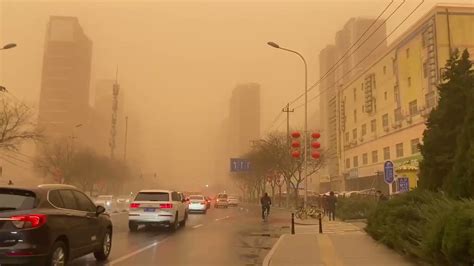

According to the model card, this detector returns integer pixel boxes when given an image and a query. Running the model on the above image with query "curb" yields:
[262,234,287,266]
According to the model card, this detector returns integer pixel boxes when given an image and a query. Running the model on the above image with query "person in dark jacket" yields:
[260,193,272,220]
[327,191,337,221]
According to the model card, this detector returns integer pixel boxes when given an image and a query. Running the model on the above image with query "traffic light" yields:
[291,131,301,159]
[311,132,321,159]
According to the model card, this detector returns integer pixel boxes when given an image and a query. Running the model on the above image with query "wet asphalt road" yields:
[70,205,292,266]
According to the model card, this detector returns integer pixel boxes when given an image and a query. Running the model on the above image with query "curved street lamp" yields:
[267,41,309,207]
[1,43,17,50]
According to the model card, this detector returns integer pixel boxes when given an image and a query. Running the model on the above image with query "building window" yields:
[396,143,404,158]
[383,65,387,74]
[353,87,357,101]
[353,156,359,167]
[408,77,412,87]
[354,109,357,123]
[406,48,410,58]
[362,153,368,165]
[411,138,420,154]
[384,91,388,100]
[371,119,376,132]
[426,91,436,108]
[394,85,401,106]
[345,132,350,143]
[352,128,357,140]
[346,158,350,169]
[394,107,402,122]
[423,61,428,78]
[361,124,367,136]
[383,146,390,160]
[382,114,389,128]
[372,150,378,163]
[409,100,418,116]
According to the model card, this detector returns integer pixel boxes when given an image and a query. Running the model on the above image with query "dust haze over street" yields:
[1,0,474,265]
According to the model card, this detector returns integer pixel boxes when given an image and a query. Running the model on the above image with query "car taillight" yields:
[130,203,140,208]
[10,214,47,229]
[160,203,173,209]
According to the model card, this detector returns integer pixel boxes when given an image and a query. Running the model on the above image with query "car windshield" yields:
[0,188,36,212]
[135,192,169,201]
[218,194,227,199]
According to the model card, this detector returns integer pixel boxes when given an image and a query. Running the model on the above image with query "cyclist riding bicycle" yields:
[260,192,272,221]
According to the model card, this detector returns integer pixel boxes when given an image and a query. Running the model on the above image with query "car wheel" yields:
[179,212,187,227]
[129,221,139,232]
[168,212,179,232]
[46,241,67,266]
[94,228,112,261]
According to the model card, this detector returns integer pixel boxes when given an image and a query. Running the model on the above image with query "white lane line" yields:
[192,224,204,229]
[108,238,168,265]
[215,216,231,221]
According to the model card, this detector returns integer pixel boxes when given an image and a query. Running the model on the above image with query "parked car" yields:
[214,193,229,208]
[94,195,116,212]
[128,190,188,232]
[188,195,207,214]
[116,195,132,212]
[228,195,240,207]
[0,184,112,265]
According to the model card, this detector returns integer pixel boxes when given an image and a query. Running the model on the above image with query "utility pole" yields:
[282,103,294,147]
[123,116,128,161]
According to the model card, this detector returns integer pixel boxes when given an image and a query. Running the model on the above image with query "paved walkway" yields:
[264,220,414,266]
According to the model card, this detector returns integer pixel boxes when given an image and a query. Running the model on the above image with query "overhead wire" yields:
[293,0,425,110]
[287,0,402,106]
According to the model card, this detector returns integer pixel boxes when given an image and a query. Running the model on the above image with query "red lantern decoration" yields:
[291,141,301,148]
[311,142,321,149]
[291,131,301,138]
[291,150,301,158]
[311,132,321,139]
[311,151,321,159]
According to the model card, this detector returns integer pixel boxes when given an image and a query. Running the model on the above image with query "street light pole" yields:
[267,41,309,207]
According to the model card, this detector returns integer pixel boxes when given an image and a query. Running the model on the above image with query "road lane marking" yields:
[215,216,229,221]
[108,238,168,265]
[192,224,203,229]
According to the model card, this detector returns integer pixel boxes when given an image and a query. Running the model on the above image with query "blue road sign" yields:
[398,177,409,192]
[384,160,394,184]
[230,158,251,172]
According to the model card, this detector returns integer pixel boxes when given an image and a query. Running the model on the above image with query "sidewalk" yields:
[263,219,414,266]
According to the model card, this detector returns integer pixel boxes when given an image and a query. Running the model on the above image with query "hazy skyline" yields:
[1,0,471,190]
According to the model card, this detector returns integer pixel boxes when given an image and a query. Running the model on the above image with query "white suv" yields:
[128,190,188,232]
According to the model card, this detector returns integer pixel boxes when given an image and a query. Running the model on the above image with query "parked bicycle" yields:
[295,205,324,220]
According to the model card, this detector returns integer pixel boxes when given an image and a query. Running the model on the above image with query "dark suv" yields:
[0,184,113,265]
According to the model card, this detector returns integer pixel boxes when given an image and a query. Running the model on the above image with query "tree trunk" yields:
[278,185,282,207]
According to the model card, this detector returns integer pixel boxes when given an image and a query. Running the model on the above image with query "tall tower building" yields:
[38,16,92,139]
[229,83,261,157]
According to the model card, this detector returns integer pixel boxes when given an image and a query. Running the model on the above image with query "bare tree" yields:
[34,138,75,184]
[0,98,42,150]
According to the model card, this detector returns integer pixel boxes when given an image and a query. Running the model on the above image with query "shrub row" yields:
[336,196,377,221]
[365,190,474,265]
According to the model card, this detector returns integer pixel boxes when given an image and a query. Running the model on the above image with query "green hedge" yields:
[336,196,377,221]
[366,190,474,265]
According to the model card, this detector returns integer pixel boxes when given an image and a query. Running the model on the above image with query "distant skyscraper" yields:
[229,83,261,157]
[38,16,92,139]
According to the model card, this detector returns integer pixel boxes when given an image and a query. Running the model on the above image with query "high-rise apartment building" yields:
[319,18,387,191]
[38,16,92,139]
[229,83,261,157]
[320,5,474,194]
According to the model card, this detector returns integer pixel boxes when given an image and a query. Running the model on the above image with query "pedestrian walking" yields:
[327,191,337,221]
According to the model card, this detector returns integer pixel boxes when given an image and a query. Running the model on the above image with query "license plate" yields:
[144,208,155,212]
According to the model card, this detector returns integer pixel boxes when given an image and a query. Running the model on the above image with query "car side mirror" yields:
[96,205,106,215]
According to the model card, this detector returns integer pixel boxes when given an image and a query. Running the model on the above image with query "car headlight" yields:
[106,201,111,206]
